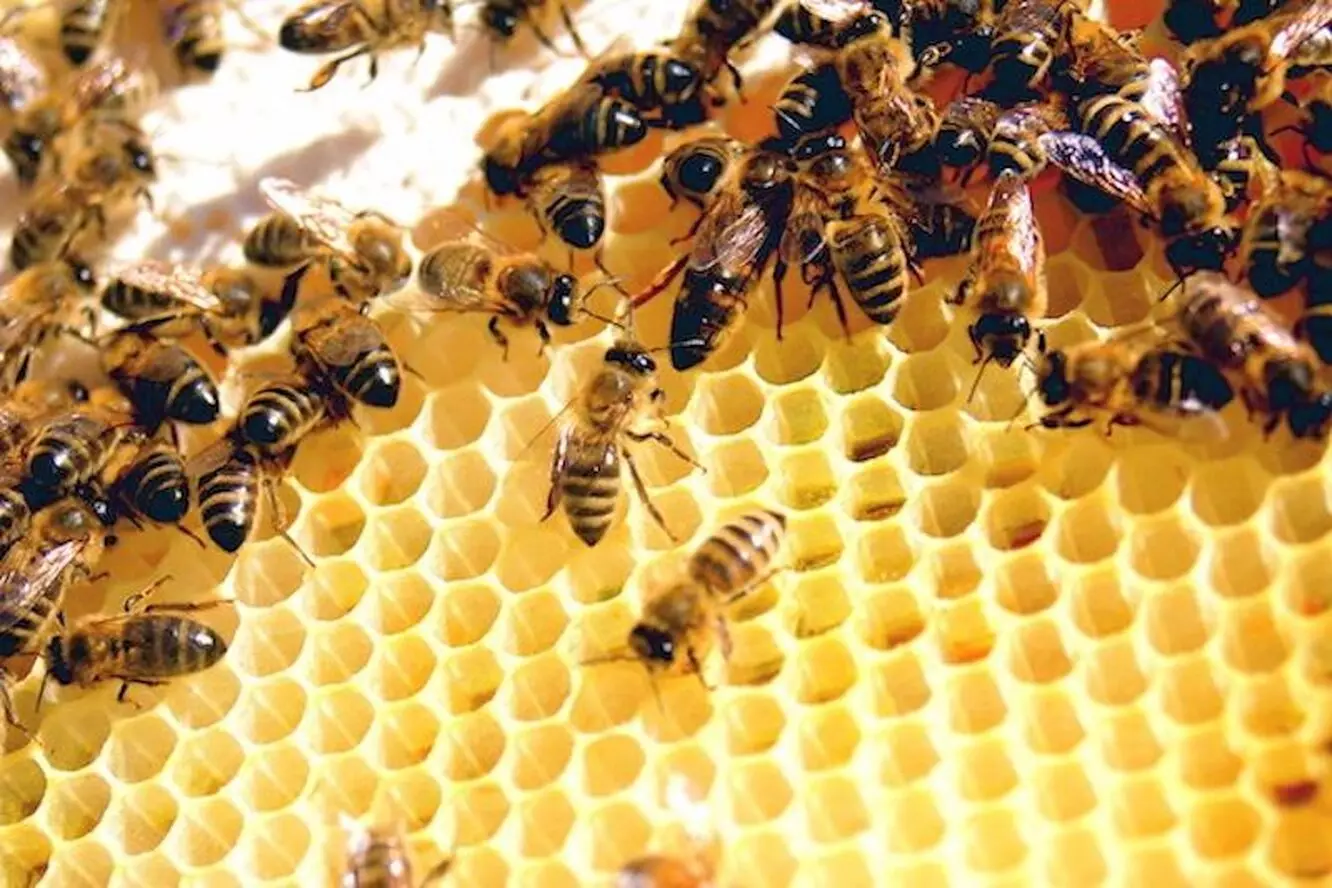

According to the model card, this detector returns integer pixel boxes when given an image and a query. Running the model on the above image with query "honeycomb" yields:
[3,0,1332,885]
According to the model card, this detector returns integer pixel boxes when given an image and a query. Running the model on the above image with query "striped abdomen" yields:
[532,162,605,252]
[161,0,226,75]
[27,414,119,493]
[417,242,490,301]
[59,0,119,65]
[0,488,30,557]
[119,447,191,524]
[828,212,910,325]
[688,510,787,597]
[0,584,60,657]
[1076,94,1183,191]
[240,381,327,452]
[772,64,851,143]
[1131,350,1235,413]
[987,0,1062,101]
[1240,197,1307,299]
[243,212,318,267]
[198,445,260,552]
[102,276,178,322]
[107,339,220,427]
[105,615,227,679]
[558,431,621,548]
[546,95,647,164]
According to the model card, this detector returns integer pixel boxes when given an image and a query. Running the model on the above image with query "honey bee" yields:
[770,63,852,146]
[482,82,648,197]
[668,0,778,91]
[480,0,586,54]
[404,209,616,356]
[1207,135,1279,212]
[1180,271,1327,436]
[1284,77,1332,157]
[902,95,999,181]
[290,296,401,409]
[278,0,455,92]
[1181,0,1332,146]
[101,260,293,354]
[40,589,228,705]
[253,177,413,304]
[900,0,997,72]
[1053,10,1151,103]
[58,0,127,66]
[985,101,1069,180]
[904,190,977,259]
[983,0,1077,104]
[0,255,98,389]
[340,818,452,888]
[615,775,719,888]
[772,0,843,48]
[825,202,916,326]
[950,170,1047,372]
[4,55,159,187]
[159,0,269,78]
[543,322,698,547]
[625,509,786,679]
[102,330,221,429]
[659,136,747,210]
[238,376,336,453]
[114,443,192,525]
[579,46,706,127]
[1162,0,1227,44]
[1238,168,1332,298]
[831,12,937,169]
[1034,335,1235,432]
[10,121,157,270]
[525,160,607,255]
[24,388,141,498]
[0,381,88,558]
[192,437,300,553]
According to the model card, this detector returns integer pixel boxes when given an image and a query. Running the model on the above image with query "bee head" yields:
[78,487,119,528]
[628,624,677,669]
[481,3,519,37]
[1164,227,1234,277]
[1037,350,1071,407]
[604,345,657,376]
[482,155,521,197]
[50,500,97,539]
[972,312,1032,368]
[44,635,76,686]
[936,125,984,169]
[545,274,578,326]
[661,57,702,101]
[834,12,888,48]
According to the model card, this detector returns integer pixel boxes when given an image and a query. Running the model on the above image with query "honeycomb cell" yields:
[946,668,1007,734]
[962,807,1028,874]
[584,800,651,873]
[43,838,110,886]
[1115,445,1190,514]
[423,383,491,450]
[425,450,497,522]
[581,734,644,797]
[705,437,769,498]
[372,633,436,701]
[359,438,428,507]
[509,654,571,721]
[1021,689,1085,755]
[293,430,365,494]
[1144,585,1209,656]
[306,686,374,754]
[799,847,872,888]
[517,789,576,858]
[691,371,763,436]
[953,739,1017,803]
[775,449,838,510]
[1077,263,1150,327]
[234,676,306,745]
[976,428,1039,489]
[109,783,177,854]
[1043,827,1108,888]
[1190,797,1261,861]
[867,652,931,718]
[365,571,435,635]
[839,396,904,464]
[892,349,959,412]
[440,647,504,715]
[0,826,51,886]
[803,774,869,842]
[429,517,501,581]
[435,580,501,646]
[238,811,309,881]
[1190,458,1270,526]
[374,701,439,769]
[725,759,793,827]
[1127,513,1199,581]
[724,693,786,757]
[1268,475,1332,544]
[913,481,980,538]
[231,539,307,607]
[43,773,110,841]
[167,729,242,798]
[905,412,968,477]
[438,711,506,782]
[882,786,945,853]
[231,605,306,678]
[173,798,243,867]
[1221,604,1290,675]
[1101,710,1164,772]
[1207,530,1275,600]
[1006,619,1073,685]
[1053,496,1121,564]
[311,755,378,818]
[855,587,925,652]
[362,504,432,571]
[105,716,177,784]
[1039,435,1114,500]
[1068,567,1134,639]
[1086,638,1148,707]
[0,757,45,825]
[306,621,372,686]
[993,551,1058,615]
[235,743,308,813]
[854,524,915,584]
[1267,808,1332,879]
[305,559,370,622]
[925,540,983,599]
[822,336,891,395]
[763,388,828,447]
[302,492,364,556]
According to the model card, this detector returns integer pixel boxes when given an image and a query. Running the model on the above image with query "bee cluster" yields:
[0,0,1327,883]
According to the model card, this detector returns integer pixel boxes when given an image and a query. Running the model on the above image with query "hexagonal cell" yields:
[952,738,1017,803]
[904,412,969,477]
[304,559,370,621]
[373,701,439,770]
[424,450,497,522]
[515,789,576,859]
[854,523,916,584]
[508,654,571,722]
[726,831,798,888]
[881,786,945,854]
[437,710,506,782]
[423,383,492,451]
[306,621,373,685]
[802,774,870,842]
[364,505,433,572]
[234,676,307,745]
[494,526,575,591]
[0,756,45,825]
[428,517,501,582]
[1127,513,1200,581]
[1053,496,1122,564]
[704,437,769,498]
[1085,638,1148,707]
[961,807,1029,875]
[292,428,365,494]
[1158,655,1224,726]
[912,481,980,539]
[784,573,850,643]
[975,428,1039,489]
[892,349,959,412]
[302,491,367,558]
[439,647,504,715]
[42,837,110,886]
[306,686,374,754]
[790,638,856,705]
[43,772,110,840]
[579,733,644,797]
[762,388,829,448]
[503,590,569,657]
[378,769,444,833]
[876,722,938,787]
[1143,585,1210,656]
[935,596,996,665]
[1038,434,1114,500]
[311,754,378,819]
[983,486,1051,551]
[359,438,428,506]
[371,633,436,701]
[993,551,1058,616]
[855,587,925,651]
[724,692,786,756]
[750,330,825,387]
[231,537,308,608]
[1005,619,1073,685]
[1019,689,1085,756]
[1043,827,1107,888]
[1190,458,1271,527]
[364,571,435,636]
[1207,529,1276,600]
[509,723,573,791]
[945,668,1007,734]
[725,759,793,827]
[866,653,930,718]
[775,448,838,510]
[822,335,892,394]
[797,706,861,772]
[1067,566,1133,639]
[1115,444,1191,514]
[691,371,764,436]
[434,580,501,647]
[1189,796,1261,862]
[237,811,310,881]
[1109,776,1177,838]
[104,715,177,784]
[1100,709,1164,772]
[1220,603,1290,674]
[105,782,178,855]
[1268,476,1332,544]
[168,729,243,798]
[230,604,306,678]
[0,826,51,887]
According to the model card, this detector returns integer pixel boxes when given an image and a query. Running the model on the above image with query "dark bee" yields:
[986,101,1069,180]
[825,204,915,326]
[770,63,852,145]
[243,212,321,269]
[479,0,586,56]
[159,0,232,77]
[25,390,140,497]
[0,255,98,389]
[772,0,842,48]
[902,95,1000,181]
[581,48,707,128]
[102,330,221,429]
[192,438,299,553]
[668,0,778,91]
[526,160,606,253]
[290,296,401,409]
[1207,135,1278,213]
[278,0,454,92]
[238,377,334,454]
[115,444,192,525]
[983,0,1078,104]
[659,136,747,210]
[41,592,228,705]
[483,83,648,197]
[1238,169,1331,298]
[0,382,88,558]
[1053,10,1152,103]
[900,0,997,73]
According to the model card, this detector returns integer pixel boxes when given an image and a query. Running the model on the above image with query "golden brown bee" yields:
[482,82,648,197]
[543,322,698,547]
[659,136,747,210]
[0,36,47,131]
[0,381,89,558]
[479,0,586,56]
[1180,272,1329,437]
[831,12,936,169]
[192,437,300,553]
[58,0,128,66]
[983,0,1078,104]
[290,296,401,408]
[40,589,228,705]
[340,818,452,888]
[902,95,999,182]
[668,0,778,91]
[579,46,708,128]
[637,148,796,371]
[0,255,99,389]
[1207,135,1279,213]
[825,204,915,326]
[770,63,852,146]
[1052,10,1151,102]
[950,170,1047,371]
[159,0,265,78]
[102,330,221,429]
[278,0,454,92]
[1238,168,1332,298]
[255,177,414,304]
[626,509,786,678]
[4,55,160,187]
[101,260,293,353]
[404,209,614,355]
[985,101,1069,180]
[526,160,606,254]
[10,121,157,270]
[1034,333,1235,432]
[1181,0,1332,146]
[24,389,141,499]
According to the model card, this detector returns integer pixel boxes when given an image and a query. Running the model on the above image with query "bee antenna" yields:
[966,354,993,405]
[1006,381,1038,431]
[1158,274,1186,304]
[580,308,624,329]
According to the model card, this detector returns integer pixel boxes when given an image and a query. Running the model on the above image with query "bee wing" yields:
[688,197,772,275]
[987,172,1043,277]
[796,0,873,22]
[0,37,45,114]
[1038,131,1155,218]
[0,539,83,633]
[306,320,385,368]
[259,177,359,257]
[108,260,226,313]
[415,206,523,258]
[780,209,829,265]
[1271,0,1332,61]
[1139,58,1190,147]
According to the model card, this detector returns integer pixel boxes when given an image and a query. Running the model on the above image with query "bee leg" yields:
[0,678,32,739]
[139,600,229,616]
[536,319,552,356]
[724,59,745,100]
[116,680,166,708]
[419,857,455,887]
[632,254,689,308]
[624,449,678,543]
[772,257,789,341]
[669,214,707,247]
[1104,412,1141,437]
[487,316,511,360]
[175,524,209,550]
[121,576,173,614]
[627,428,704,472]
[687,648,715,690]
[557,3,588,57]
[265,478,315,569]
[715,615,733,661]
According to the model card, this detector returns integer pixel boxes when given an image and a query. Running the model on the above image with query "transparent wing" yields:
[259,177,360,256]
[109,260,226,313]
[987,172,1042,278]
[796,0,872,22]
[1139,58,1189,146]
[781,209,829,264]
[0,36,45,113]
[414,206,522,257]
[0,539,82,634]
[1039,131,1154,217]
[1271,0,1332,61]
[688,195,772,274]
